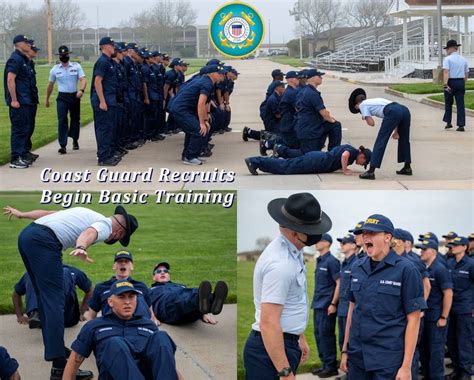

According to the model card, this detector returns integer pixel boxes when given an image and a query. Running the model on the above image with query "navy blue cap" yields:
[306,68,325,78]
[114,250,133,262]
[442,231,458,239]
[468,233,474,241]
[160,53,170,60]
[393,228,407,241]
[447,236,469,246]
[150,50,159,57]
[337,234,356,244]
[137,48,150,58]
[298,69,309,78]
[31,44,40,52]
[403,229,414,244]
[27,39,35,45]
[362,214,394,234]
[114,42,127,53]
[271,69,285,78]
[126,42,139,51]
[320,233,332,244]
[207,58,225,66]
[13,35,29,44]
[229,68,239,75]
[109,280,140,296]
[418,232,438,243]
[285,71,300,79]
[415,239,438,250]
[273,80,286,88]
[202,64,226,74]
[99,36,114,46]
[153,262,170,273]
[349,221,364,235]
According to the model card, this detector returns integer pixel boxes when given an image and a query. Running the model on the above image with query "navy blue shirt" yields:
[142,64,161,101]
[71,313,163,364]
[280,85,298,133]
[448,254,474,315]
[0,346,19,379]
[123,56,143,100]
[165,68,180,97]
[114,60,127,104]
[325,144,358,172]
[406,250,429,279]
[91,53,118,107]
[27,59,39,104]
[312,252,341,309]
[169,75,214,115]
[349,250,426,371]
[4,49,36,106]
[151,63,164,96]
[338,254,357,317]
[425,257,453,321]
[295,84,326,140]
[262,92,282,132]
[88,276,152,318]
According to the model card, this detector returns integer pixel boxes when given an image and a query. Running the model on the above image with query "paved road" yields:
[0,60,472,191]
[0,304,236,380]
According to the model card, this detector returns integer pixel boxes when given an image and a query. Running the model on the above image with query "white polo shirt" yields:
[35,207,112,249]
[252,235,308,335]
[48,62,85,93]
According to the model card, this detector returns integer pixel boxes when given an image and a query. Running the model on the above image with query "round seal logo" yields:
[209,2,265,58]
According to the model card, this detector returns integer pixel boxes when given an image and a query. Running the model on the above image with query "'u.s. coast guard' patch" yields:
[209,2,265,58]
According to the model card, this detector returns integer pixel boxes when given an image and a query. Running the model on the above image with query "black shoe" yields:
[28,310,41,329]
[211,281,228,315]
[9,158,29,169]
[396,167,412,176]
[113,150,126,159]
[208,143,215,149]
[137,139,146,146]
[456,126,465,132]
[98,158,120,166]
[245,158,258,175]
[73,140,79,150]
[446,362,454,369]
[359,171,375,180]
[242,127,249,142]
[218,129,225,134]
[224,127,232,132]
[21,156,34,165]
[311,367,323,375]
[25,151,39,161]
[124,143,137,150]
[58,147,67,155]
[318,368,339,378]
[444,372,460,380]
[335,375,347,380]
[445,124,453,129]
[259,139,267,156]
[119,147,128,155]
[198,281,212,314]
[459,375,471,380]
[50,367,93,380]
[199,150,213,158]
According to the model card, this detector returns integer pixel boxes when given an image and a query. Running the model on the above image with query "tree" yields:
[0,1,25,48]
[344,0,392,28]
[255,237,272,252]
[50,0,86,46]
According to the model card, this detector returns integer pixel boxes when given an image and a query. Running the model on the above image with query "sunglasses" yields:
[154,269,169,274]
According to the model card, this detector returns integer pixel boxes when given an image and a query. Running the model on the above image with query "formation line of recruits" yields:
[243,192,474,380]
[1,205,228,380]
[4,34,238,168]
[243,68,412,180]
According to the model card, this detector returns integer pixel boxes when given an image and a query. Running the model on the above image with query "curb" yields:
[384,88,474,117]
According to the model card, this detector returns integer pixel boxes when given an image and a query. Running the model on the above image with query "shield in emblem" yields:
[231,24,243,37]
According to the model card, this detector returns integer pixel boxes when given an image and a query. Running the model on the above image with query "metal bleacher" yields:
[309,19,426,73]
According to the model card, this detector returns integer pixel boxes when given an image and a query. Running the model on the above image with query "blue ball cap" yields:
[126,42,139,51]
[99,36,114,46]
[468,233,474,241]
[447,236,469,246]
[271,69,285,78]
[202,64,226,74]
[442,231,458,239]
[362,214,394,234]
[393,228,407,241]
[415,239,438,250]
[320,233,332,244]
[138,48,150,58]
[230,68,240,76]
[285,71,300,79]
[418,232,438,243]
[114,250,133,262]
[31,44,40,52]
[273,80,286,88]
[403,230,414,244]
[348,221,364,235]
[13,35,29,44]
[207,58,225,66]
[305,68,325,78]
[150,50,159,57]
[109,280,140,297]
[114,42,127,53]
[337,234,356,244]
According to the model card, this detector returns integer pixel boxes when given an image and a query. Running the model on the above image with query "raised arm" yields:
[3,206,55,220]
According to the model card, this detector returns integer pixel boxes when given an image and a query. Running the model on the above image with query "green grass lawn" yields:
[428,91,474,110]
[268,56,306,68]
[0,59,205,165]
[389,80,474,94]
[237,260,341,379]
[0,192,237,314]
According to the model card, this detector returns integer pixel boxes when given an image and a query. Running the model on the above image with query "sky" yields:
[237,191,474,253]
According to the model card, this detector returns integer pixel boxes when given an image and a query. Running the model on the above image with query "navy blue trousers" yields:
[9,104,32,161]
[0,346,19,379]
[370,103,411,168]
[93,104,116,162]
[249,151,328,174]
[57,93,80,148]
[115,103,127,150]
[173,112,207,160]
[348,359,399,380]
[313,309,337,370]
[420,320,448,380]
[128,99,144,142]
[338,316,347,352]
[447,313,473,377]
[153,288,201,325]
[26,104,37,154]
[443,79,466,127]
[18,223,65,361]
[96,332,178,380]
[243,331,302,380]
[143,99,159,140]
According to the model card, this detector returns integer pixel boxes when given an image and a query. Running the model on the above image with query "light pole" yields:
[437,0,443,68]
[46,0,53,64]
[290,1,303,60]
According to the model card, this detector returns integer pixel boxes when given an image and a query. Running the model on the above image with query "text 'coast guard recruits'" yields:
[244,193,332,379]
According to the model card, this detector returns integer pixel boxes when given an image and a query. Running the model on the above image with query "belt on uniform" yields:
[59,92,77,95]
[31,222,63,249]
[251,330,300,342]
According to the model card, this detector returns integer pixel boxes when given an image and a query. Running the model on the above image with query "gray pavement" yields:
[0,59,473,190]
[0,304,236,380]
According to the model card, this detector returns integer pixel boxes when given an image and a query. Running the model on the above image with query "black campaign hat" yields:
[348,88,366,114]
[57,45,71,55]
[444,40,461,49]
[267,193,332,235]
[111,205,138,247]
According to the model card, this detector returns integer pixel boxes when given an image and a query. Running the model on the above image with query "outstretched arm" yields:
[3,206,55,220]
[62,351,85,380]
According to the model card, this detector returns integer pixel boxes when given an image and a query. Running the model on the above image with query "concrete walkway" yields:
[0,59,472,190]
[0,304,236,380]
